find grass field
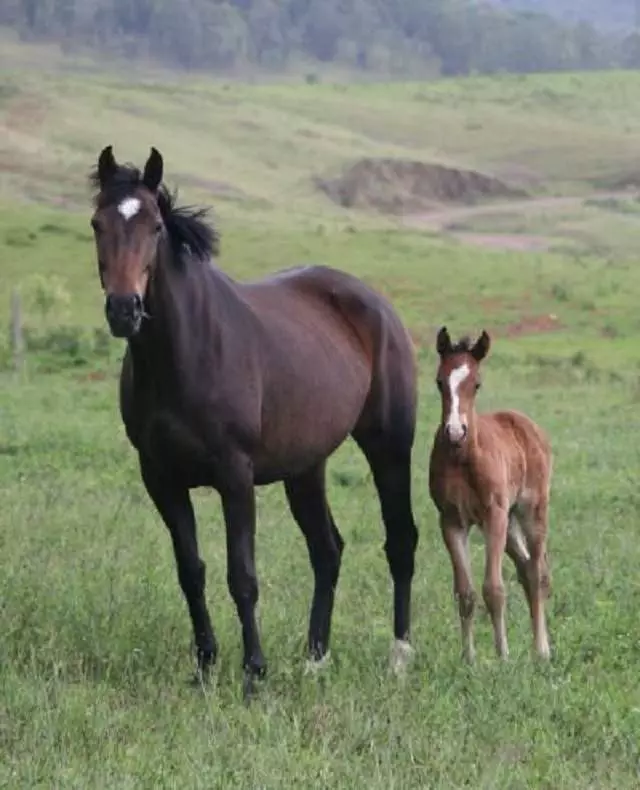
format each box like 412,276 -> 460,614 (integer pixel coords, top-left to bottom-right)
1,34 -> 640,788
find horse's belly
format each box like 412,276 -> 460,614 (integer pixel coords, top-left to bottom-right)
253,384 -> 366,483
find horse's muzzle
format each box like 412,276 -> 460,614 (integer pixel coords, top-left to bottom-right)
105,293 -> 143,338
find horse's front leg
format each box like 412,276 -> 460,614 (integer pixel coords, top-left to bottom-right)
220,464 -> 266,696
140,458 -> 218,681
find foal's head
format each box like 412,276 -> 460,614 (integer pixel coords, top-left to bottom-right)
435,326 -> 491,447
89,145 -> 166,338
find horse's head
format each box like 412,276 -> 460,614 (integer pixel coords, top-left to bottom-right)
434,326 -> 491,447
90,145 -> 165,338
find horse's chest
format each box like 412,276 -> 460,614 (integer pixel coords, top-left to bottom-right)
130,404 -> 215,483
446,476 -> 484,525
431,465 -> 486,526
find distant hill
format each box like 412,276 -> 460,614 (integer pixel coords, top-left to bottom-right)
491,1 -> 636,31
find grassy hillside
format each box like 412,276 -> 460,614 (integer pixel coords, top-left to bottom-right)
2,42 -> 640,788
4,32 -> 640,222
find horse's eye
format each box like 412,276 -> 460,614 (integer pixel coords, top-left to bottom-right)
475,381 -> 481,391
436,379 -> 443,392
90,218 -> 101,234
154,221 -> 162,234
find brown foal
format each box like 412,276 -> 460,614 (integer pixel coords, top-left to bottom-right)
428,327 -> 552,662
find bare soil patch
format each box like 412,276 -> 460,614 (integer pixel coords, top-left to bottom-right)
454,232 -> 554,252
502,313 -> 563,338
316,158 -> 528,215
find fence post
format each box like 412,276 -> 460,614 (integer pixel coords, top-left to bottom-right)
10,288 -> 25,376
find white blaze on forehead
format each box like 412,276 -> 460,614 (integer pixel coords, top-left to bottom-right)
117,197 -> 141,221
446,363 -> 470,440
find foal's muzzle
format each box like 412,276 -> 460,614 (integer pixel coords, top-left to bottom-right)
445,423 -> 468,446
105,293 -> 143,338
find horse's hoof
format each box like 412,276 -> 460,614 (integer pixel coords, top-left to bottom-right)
187,667 -> 210,690
389,639 -> 414,677
303,650 -> 332,677
242,671 -> 264,704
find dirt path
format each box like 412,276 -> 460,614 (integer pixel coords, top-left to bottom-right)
402,190 -> 633,252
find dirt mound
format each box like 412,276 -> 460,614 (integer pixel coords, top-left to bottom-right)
316,158 -> 528,215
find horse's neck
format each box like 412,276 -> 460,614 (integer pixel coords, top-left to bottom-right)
128,245 -> 231,388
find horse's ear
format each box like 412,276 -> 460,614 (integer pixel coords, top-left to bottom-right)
142,146 -> 163,192
471,330 -> 491,361
436,326 -> 452,356
97,145 -> 117,188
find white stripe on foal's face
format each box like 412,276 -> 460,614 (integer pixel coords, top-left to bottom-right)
117,197 -> 141,221
446,363 -> 470,443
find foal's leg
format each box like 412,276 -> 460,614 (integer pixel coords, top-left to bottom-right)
521,501 -> 551,660
354,436 -> 419,674
441,517 -> 476,662
506,512 -> 533,608
284,462 -> 344,667
140,460 -> 217,679
220,468 -> 266,689
482,506 -> 509,659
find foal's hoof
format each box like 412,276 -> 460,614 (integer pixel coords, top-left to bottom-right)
389,639 -> 415,677
303,650 -> 332,677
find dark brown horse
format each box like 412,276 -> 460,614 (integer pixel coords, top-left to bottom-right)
88,145 -> 419,692
428,327 -> 552,663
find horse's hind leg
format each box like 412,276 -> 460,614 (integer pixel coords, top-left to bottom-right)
519,501 -> 551,659
353,431 -> 419,674
506,512 -> 533,608
284,462 -> 344,667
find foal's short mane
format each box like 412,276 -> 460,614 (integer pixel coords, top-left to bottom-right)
448,336 -> 473,354
89,163 -> 220,264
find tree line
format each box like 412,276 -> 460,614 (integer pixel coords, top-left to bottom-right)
1,0 -> 639,75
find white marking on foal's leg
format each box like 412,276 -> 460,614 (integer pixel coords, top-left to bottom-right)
461,617 -> 476,663
303,650 -> 331,676
117,196 -> 141,221
446,364 -> 470,442
536,628 -> 551,660
507,518 -> 531,562
389,639 -> 415,677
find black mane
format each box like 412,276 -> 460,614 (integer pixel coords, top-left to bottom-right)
89,163 -> 220,264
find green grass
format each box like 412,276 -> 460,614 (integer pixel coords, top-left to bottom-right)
2,201 -> 640,787
2,38 -> 640,788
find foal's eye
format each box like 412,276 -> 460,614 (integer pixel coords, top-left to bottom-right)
436,379 -> 443,392
154,221 -> 162,234
475,381 -> 482,391
90,218 -> 101,234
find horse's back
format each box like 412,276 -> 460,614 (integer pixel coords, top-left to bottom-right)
481,409 -> 552,500
243,263 -> 418,453
487,410 -> 551,457
244,263 -> 416,394
276,264 -> 418,444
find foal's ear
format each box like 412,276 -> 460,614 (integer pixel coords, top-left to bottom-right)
142,146 -> 163,192
436,326 -> 452,356
471,330 -> 491,361
97,145 -> 117,188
